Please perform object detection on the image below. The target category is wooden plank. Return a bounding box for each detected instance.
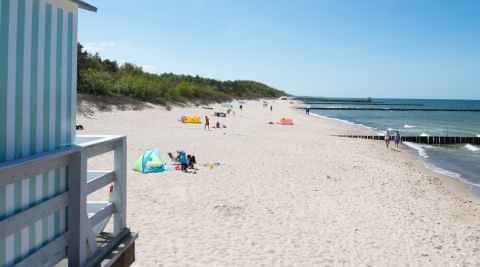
[75,135,125,158]
[113,137,127,235]
[0,192,68,238]
[68,149,90,267]
[89,202,116,228]
[15,234,68,267]
[110,237,136,267]
[87,170,116,195]
[84,230,137,267]
[0,146,80,186]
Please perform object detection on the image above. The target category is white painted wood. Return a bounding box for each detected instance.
[88,202,115,228]
[15,233,67,267]
[113,137,127,235]
[67,149,89,267]
[0,146,79,186]
[0,192,68,238]
[86,170,115,195]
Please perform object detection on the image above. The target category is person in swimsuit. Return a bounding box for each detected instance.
[205,115,210,130]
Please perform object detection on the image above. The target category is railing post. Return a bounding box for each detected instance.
[113,137,127,235]
[67,149,89,267]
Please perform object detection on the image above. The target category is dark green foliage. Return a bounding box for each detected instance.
[77,44,286,104]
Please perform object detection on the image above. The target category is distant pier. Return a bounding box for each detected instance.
[336,135,480,145]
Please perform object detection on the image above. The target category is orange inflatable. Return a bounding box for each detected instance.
[278,118,294,125]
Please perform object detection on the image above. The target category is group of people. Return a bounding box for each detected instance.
[385,130,401,149]
[168,151,197,172]
[204,115,228,130]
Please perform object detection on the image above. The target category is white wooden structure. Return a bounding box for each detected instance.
[0,1,135,266]
[0,135,134,267]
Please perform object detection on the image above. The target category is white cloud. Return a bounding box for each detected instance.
[83,41,117,54]
[142,65,157,73]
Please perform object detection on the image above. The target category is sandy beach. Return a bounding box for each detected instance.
[80,100,480,266]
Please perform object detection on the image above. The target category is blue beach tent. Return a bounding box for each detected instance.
[133,148,169,173]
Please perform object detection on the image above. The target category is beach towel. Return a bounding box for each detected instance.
[133,148,169,173]
[182,116,202,124]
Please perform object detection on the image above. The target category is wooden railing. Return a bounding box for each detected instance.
[0,135,131,267]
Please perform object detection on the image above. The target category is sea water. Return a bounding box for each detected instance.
[309,98,480,187]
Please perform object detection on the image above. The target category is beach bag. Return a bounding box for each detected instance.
[133,148,169,173]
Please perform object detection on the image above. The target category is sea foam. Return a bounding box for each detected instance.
[465,144,480,152]
[403,142,432,158]
[404,124,416,129]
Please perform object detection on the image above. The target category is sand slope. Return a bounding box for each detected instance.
[80,100,480,266]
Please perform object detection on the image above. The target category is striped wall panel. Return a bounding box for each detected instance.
[0,0,78,265]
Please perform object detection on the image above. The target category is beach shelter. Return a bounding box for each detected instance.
[0,0,97,266]
[133,148,169,173]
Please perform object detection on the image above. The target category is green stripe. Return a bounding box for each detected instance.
[0,186,5,219]
[14,180,21,213]
[29,176,36,206]
[28,222,36,253]
[14,231,21,264]
[14,180,23,262]
[42,173,48,200]
[55,8,63,148]
[54,210,60,236]
[15,0,26,159]
[0,5,5,266]
[42,217,48,245]
[66,13,73,144]
[43,4,52,152]
[0,0,10,163]
[0,238,4,267]
[54,168,60,195]
[30,0,39,155]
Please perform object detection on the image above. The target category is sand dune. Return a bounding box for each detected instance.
[81,100,480,266]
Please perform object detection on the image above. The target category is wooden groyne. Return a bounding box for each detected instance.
[303,102,424,106]
[299,107,480,112]
[336,135,480,145]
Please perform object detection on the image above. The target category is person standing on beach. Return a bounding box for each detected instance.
[306,108,310,115]
[385,130,391,148]
[395,131,401,149]
[239,104,243,111]
[270,105,273,111]
[204,115,210,130]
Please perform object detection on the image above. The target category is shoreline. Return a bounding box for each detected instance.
[302,107,478,202]
[82,99,480,266]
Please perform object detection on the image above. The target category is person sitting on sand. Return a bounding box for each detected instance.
[205,115,210,130]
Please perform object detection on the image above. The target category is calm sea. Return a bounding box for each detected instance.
[308,98,480,188]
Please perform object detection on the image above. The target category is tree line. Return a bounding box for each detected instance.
[77,44,286,104]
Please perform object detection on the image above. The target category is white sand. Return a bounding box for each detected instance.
[80,100,480,266]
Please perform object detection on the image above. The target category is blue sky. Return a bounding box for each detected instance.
[78,0,480,99]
